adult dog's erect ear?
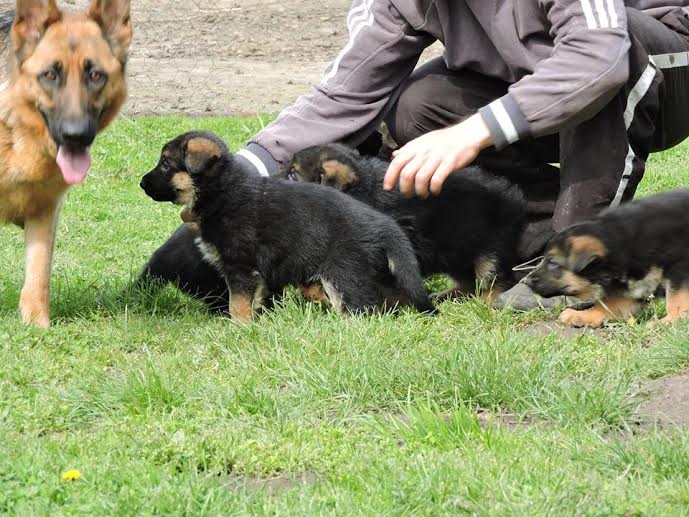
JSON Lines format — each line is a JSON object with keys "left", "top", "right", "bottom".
{"left": 183, "top": 136, "right": 225, "bottom": 176}
{"left": 12, "top": 0, "right": 61, "bottom": 63}
{"left": 87, "top": 0, "right": 132, "bottom": 62}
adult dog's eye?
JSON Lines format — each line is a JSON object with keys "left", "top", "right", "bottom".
{"left": 89, "top": 70, "right": 104, "bottom": 83}
{"left": 42, "top": 69, "right": 58, "bottom": 82}
{"left": 160, "top": 161, "right": 170, "bottom": 172}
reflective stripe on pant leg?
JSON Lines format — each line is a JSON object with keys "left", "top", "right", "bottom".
{"left": 611, "top": 58, "right": 657, "bottom": 207}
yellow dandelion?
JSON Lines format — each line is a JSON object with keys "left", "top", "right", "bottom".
{"left": 61, "top": 469, "right": 82, "bottom": 481}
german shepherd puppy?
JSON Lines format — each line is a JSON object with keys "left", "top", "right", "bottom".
{"left": 524, "top": 189, "right": 689, "bottom": 328}
{"left": 285, "top": 143, "right": 526, "bottom": 302}
{"left": 140, "top": 131, "right": 435, "bottom": 322}
{"left": 0, "top": 0, "right": 132, "bottom": 327}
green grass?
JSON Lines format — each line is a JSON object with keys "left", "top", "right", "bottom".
{"left": 2, "top": 115, "right": 689, "bottom": 515}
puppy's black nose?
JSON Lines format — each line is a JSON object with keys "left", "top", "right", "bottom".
{"left": 59, "top": 118, "right": 96, "bottom": 149}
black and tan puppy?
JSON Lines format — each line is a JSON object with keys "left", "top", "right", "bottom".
{"left": 140, "top": 131, "right": 434, "bottom": 321}
{"left": 524, "top": 189, "right": 689, "bottom": 328}
{"left": 285, "top": 144, "right": 526, "bottom": 302}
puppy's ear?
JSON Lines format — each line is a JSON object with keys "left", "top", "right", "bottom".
{"left": 183, "top": 137, "right": 225, "bottom": 175}
{"left": 320, "top": 159, "right": 359, "bottom": 190}
{"left": 566, "top": 236, "right": 607, "bottom": 272}
{"left": 87, "top": 0, "right": 132, "bottom": 62}
{"left": 12, "top": 0, "right": 61, "bottom": 63}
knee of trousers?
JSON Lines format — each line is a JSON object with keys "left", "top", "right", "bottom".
{"left": 385, "top": 75, "right": 450, "bottom": 146}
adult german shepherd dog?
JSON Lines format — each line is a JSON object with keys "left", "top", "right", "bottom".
{"left": 0, "top": 0, "right": 132, "bottom": 327}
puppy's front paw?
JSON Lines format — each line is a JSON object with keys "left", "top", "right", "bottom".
{"left": 559, "top": 307, "right": 605, "bottom": 328}
{"left": 230, "top": 293, "right": 255, "bottom": 323}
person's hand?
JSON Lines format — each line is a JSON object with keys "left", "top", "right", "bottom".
{"left": 383, "top": 113, "right": 493, "bottom": 198}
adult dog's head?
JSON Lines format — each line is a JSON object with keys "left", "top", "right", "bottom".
{"left": 140, "top": 131, "right": 228, "bottom": 206}
{"left": 9, "top": 0, "right": 132, "bottom": 185}
{"left": 287, "top": 143, "right": 361, "bottom": 190}
{"left": 524, "top": 224, "right": 610, "bottom": 301}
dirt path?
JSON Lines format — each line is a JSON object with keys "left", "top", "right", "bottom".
{"left": 633, "top": 370, "right": 689, "bottom": 430}
{"left": 0, "top": 0, "right": 441, "bottom": 115}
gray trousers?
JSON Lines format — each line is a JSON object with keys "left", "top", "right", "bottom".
{"left": 384, "top": 8, "right": 689, "bottom": 259}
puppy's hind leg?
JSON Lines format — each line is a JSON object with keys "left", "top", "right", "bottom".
{"left": 20, "top": 199, "right": 63, "bottom": 328}
{"left": 320, "top": 273, "right": 378, "bottom": 315}
{"left": 661, "top": 280, "right": 689, "bottom": 325}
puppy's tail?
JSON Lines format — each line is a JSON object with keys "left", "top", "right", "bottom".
{"left": 384, "top": 233, "right": 435, "bottom": 314}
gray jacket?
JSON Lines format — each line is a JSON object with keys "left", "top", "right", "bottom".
{"left": 244, "top": 0, "right": 689, "bottom": 174}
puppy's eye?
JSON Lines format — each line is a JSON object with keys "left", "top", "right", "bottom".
{"left": 160, "top": 161, "right": 170, "bottom": 172}
{"left": 546, "top": 259, "right": 561, "bottom": 272}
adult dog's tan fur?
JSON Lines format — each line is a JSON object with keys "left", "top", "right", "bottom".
{"left": 0, "top": 0, "right": 131, "bottom": 327}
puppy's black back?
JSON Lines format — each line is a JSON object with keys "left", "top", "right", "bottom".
{"left": 290, "top": 144, "right": 526, "bottom": 288}
{"left": 594, "top": 189, "right": 689, "bottom": 282}
{"left": 195, "top": 166, "right": 433, "bottom": 314}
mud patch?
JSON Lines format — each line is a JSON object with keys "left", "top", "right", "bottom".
{"left": 0, "top": 0, "right": 443, "bottom": 116}
{"left": 632, "top": 369, "right": 689, "bottom": 430}
{"left": 226, "top": 471, "right": 319, "bottom": 494}
{"left": 523, "top": 320, "right": 608, "bottom": 340}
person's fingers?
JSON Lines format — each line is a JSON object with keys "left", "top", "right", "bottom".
{"left": 429, "top": 160, "right": 456, "bottom": 195}
{"left": 398, "top": 153, "right": 426, "bottom": 196}
{"left": 384, "top": 155, "right": 406, "bottom": 190}
{"left": 414, "top": 155, "right": 442, "bottom": 199}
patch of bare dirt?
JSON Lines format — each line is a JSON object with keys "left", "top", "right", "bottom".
{"left": 632, "top": 369, "right": 689, "bottom": 430}
{"left": 225, "top": 471, "right": 319, "bottom": 494}
{"left": 522, "top": 320, "right": 608, "bottom": 340}
{"left": 1, "top": 0, "right": 443, "bottom": 115}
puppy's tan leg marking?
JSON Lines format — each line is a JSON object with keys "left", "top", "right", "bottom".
{"left": 481, "top": 287, "right": 504, "bottom": 306}
{"left": 559, "top": 296, "right": 640, "bottom": 328}
{"left": 300, "top": 283, "right": 331, "bottom": 305}
{"left": 661, "top": 285, "right": 689, "bottom": 325}
{"left": 20, "top": 200, "right": 63, "bottom": 328}
{"left": 229, "top": 291, "right": 254, "bottom": 323}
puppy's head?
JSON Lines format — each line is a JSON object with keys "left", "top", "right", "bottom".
{"left": 524, "top": 224, "right": 609, "bottom": 301}
{"left": 140, "top": 131, "right": 228, "bottom": 205}
{"left": 287, "top": 144, "right": 360, "bottom": 190}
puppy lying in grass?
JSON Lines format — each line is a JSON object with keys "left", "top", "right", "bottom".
{"left": 525, "top": 189, "right": 689, "bottom": 328}
{"left": 285, "top": 143, "right": 526, "bottom": 302}
{"left": 140, "top": 131, "right": 434, "bottom": 321}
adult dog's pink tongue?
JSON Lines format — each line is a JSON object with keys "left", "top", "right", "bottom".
{"left": 56, "top": 146, "right": 92, "bottom": 185}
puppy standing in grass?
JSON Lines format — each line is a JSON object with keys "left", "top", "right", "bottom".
{"left": 286, "top": 143, "right": 526, "bottom": 302}
{"left": 525, "top": 189, "right": 689, "bottom": 328}
{"left": 0, "top": 0, "right": 132, "bottom": 327}
{"left": 140, "top": 131, "right": 434, "bottom": 321}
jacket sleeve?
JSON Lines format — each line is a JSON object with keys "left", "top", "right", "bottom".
{"left": 245, "top": 0, "right": 433, "bottom": 174}
{"left": 479, "top": 0, "right": 631, "bottom": 150}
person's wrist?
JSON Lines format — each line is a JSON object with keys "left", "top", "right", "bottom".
{"left": 463, "top": 113, "right": 492, "bottom": 149}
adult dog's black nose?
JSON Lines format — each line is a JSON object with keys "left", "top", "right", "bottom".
{"left": 140, "top": 177, "right": 149, "bottom": 190}
{"left": 59, "top": 118, "right": 96, "bottom": 148}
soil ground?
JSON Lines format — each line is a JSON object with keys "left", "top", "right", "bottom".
{"left": 1, "top": 0, "right": 442, "bottom": 115}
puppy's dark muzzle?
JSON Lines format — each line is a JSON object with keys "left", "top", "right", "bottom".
{"left": 140, "top": 174, "right": 172, "bottom": 202}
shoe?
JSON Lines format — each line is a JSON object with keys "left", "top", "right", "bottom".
{"left": 494, "top": 282, "right": 588, "bottom": 311}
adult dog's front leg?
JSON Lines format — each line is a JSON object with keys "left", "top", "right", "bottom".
{"left": 20, "top": 202, "right": 62, "bottom": 328}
